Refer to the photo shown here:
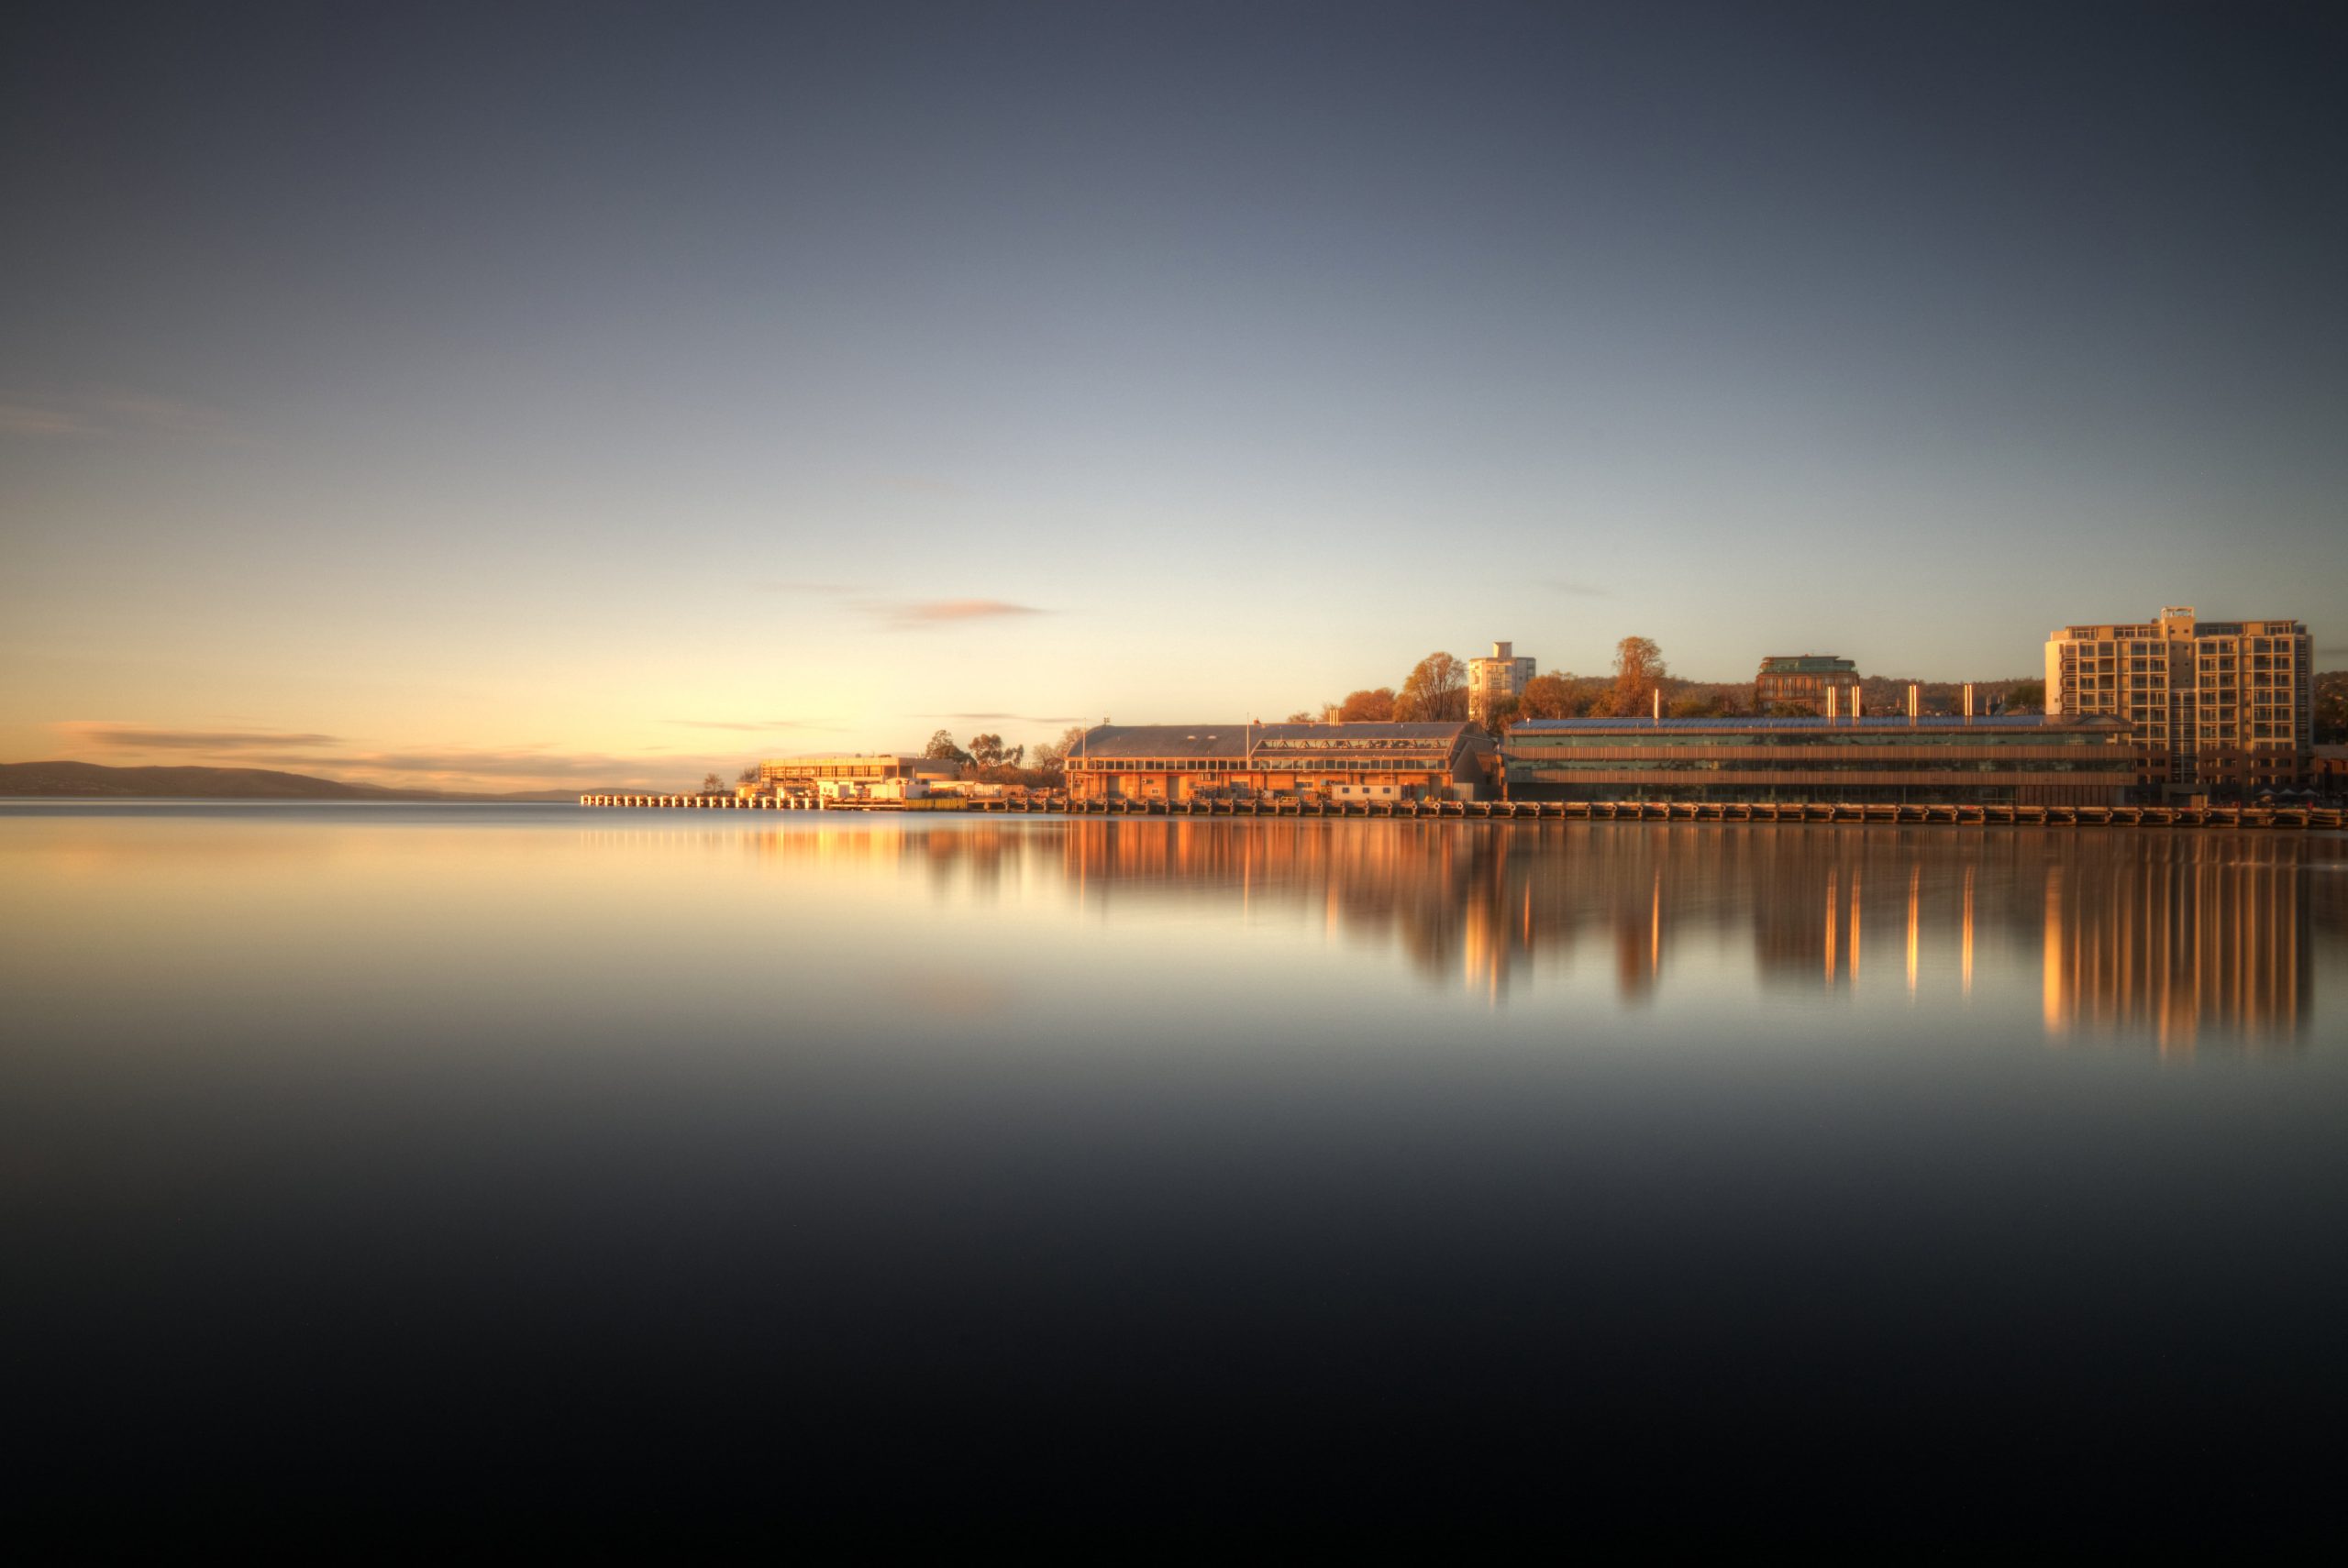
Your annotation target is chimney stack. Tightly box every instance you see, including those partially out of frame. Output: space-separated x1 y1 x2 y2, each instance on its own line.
1963 682 1976 720
1907 682 1921 720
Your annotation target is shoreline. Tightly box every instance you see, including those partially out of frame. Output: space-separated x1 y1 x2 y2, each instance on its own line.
578 792 2348 831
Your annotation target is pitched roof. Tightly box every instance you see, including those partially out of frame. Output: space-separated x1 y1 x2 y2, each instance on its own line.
1074 722 1479 761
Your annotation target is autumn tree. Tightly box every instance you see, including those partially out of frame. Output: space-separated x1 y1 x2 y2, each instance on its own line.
1394 652 1468 722
924 729 969 765
737 766 759 785
1285 709 1318 723
2005 679 2046 713
1031 723 1088 778
1516 672 1579 721
1604 637 1667 718
966 733 1024 772
1338 687 1397 722
701 771 726 793
2315 671 2347 745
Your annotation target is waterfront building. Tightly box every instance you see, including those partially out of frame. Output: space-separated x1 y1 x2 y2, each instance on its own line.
2045 607 2313 798
1066 722 1493 803
1755 654 1861 715
1503 713 2143 806
1468 642 1537 726
751 754 959 801
2316 745 2348 795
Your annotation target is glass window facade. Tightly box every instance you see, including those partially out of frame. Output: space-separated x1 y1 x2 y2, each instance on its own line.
1504 716 2143 805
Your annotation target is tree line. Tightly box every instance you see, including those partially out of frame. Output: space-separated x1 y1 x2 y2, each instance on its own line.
2318 670 2347 745
923 724 1091 787
696 644 2089 790
697 724 1091 795
1291 637 1686 733
1289 640 2054 735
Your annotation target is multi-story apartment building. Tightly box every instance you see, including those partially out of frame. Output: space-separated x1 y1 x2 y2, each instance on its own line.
2045 607 2312 798
1468 641 1535 726
1755 655 1860 715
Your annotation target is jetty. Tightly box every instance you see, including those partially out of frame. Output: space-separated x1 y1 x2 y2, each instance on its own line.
579 793 2345 830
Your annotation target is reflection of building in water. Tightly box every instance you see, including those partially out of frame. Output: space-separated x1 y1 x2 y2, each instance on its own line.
1051 820 1789 1001
1744 832 1897 993
2039 837 2309 1053
1741 832 2313 1049
711 819 2328 1038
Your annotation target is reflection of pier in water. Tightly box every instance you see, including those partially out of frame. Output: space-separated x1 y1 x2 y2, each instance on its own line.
714 820 2331 1047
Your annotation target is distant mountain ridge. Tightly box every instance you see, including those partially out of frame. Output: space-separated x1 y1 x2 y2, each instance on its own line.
0 761 598 802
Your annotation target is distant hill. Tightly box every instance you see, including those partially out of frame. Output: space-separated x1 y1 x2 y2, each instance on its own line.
0 761 594 802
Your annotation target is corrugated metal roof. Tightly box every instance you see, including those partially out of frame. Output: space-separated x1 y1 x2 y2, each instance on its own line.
1074 722 1477 760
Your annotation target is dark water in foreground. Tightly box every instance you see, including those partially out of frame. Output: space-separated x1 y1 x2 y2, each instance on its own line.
6 803 2346 1543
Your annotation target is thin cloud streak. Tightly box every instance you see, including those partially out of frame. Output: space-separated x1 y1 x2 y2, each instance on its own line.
862 598 1049 628
752 580 863 596
59 722 340 750
1 390 242 442
661 718 843 733
922 712 1084 724
0 403 91 437
1541 580 1611 598
238 750 687 783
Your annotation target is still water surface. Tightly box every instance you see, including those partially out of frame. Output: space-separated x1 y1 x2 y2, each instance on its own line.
6 803 2346 1540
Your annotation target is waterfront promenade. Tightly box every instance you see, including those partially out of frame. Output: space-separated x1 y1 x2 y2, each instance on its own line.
579 792 2346 831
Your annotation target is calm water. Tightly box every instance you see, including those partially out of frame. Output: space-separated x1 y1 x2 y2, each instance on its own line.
6 802 2346 1542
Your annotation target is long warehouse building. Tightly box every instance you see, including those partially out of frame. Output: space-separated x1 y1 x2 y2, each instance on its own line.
1066 722 1493 804
1504 714 2146 805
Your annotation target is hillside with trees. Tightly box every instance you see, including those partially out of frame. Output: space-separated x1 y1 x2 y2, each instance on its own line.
0 761 587 801
1290 643 2047 735
2317 670 2346 744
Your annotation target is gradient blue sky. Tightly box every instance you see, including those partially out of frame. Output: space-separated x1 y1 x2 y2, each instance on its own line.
5 1 2343 790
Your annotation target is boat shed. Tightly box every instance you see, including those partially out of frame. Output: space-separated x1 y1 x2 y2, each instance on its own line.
1065 722 1492 803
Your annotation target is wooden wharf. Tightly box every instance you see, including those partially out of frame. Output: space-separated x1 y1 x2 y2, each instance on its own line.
579 793 2346 831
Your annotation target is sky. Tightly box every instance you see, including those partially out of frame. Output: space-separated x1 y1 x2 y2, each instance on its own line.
4 0 2344 791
